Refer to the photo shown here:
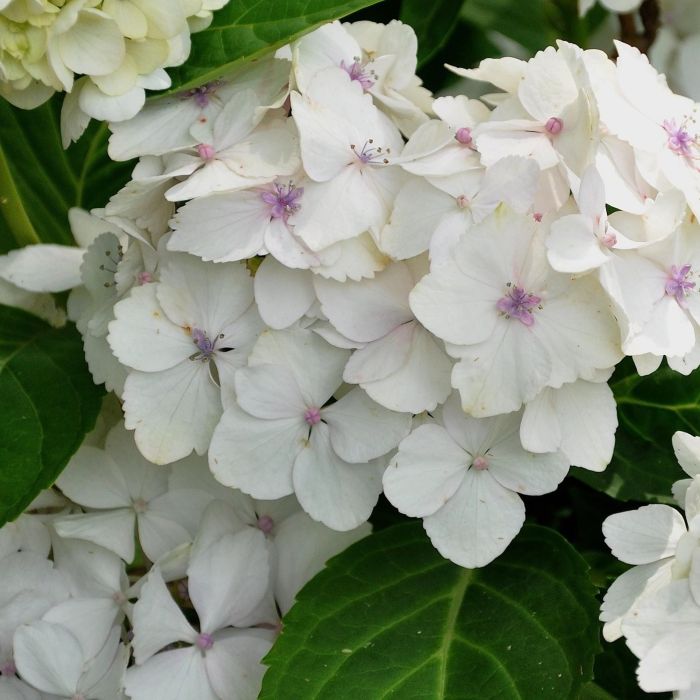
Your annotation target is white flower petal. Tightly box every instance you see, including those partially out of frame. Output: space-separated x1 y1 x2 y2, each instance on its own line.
423 469 526 568
603 504 687 565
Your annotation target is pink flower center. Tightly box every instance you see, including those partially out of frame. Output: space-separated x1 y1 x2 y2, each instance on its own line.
1 660 16 676
304 407 321 426
137 271 154 285
340 59 375 90
663 118 697 158
257 514 274 534
545 117 563 135
260 182 304 221
533 212 543 222
196 633 214 651
456 194 469 209
497 285 542 326
665 264 695 306
132 498 148 514
455 127 473 145
472 456 489 471
112 591 127 606
197 143 216 161
351 139 390 165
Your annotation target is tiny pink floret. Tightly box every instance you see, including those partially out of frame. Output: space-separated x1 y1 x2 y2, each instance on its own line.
137 271 154 285
196 633 215 651
455 127 473 145
132 498 148 514
472 456 489 471
257 514 275 534
304 407 321 426
197 143 216 161
497 285 542 326
533 212 543 222
1 660 16 676
545 117 563 135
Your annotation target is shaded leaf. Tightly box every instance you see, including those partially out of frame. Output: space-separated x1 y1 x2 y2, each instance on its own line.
401 0 464 67
0 305 103 526
0 95 132 249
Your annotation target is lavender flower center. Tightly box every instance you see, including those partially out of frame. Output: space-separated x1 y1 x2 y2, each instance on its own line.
261 182 304 221
340 58 375 90
0 660 16 676
180 81 223 108
257 515 274 534
132 498 148 514
304 407 321 426
191 328 217 361
196 633 215 651
663 119 697 157
545 117 564 135
472 456 489 471
455 127 473 145
665 264 695 306
351 139 390 165
497 284 542 326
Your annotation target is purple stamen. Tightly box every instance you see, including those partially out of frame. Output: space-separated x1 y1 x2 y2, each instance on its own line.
257 515 274 534
261 182 304 221
180 81 224 108
545 117 563 135
665 264 695 306
351 138 389 166
304 407 321 426
472 456 489 471
455 127 473 145
340 59 374 90
196 633 214 651
663 119 696 157
192 328 216 359
497 285 542 326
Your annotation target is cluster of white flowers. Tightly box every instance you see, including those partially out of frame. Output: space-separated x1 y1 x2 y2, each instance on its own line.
601 431 700 698
5 15 700 697
0 0 226 145
0 418 368 698
6 19 700 573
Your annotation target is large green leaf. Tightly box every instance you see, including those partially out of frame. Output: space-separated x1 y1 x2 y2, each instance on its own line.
261 522 600 699
0 305 103 526
0 95 133 249
575 361 689 503
164 0 385 95
401 0 465 67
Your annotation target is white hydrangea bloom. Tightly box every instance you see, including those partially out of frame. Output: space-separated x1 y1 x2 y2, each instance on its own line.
383 392 569 567
210 327 411 531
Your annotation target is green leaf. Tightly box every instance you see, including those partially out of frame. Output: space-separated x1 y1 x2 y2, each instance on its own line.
401 0 465 67
0 305 103 526
164 0 385 95
261 522 600 700
0 95 133 249
578 682 617 700
575 360 689 503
